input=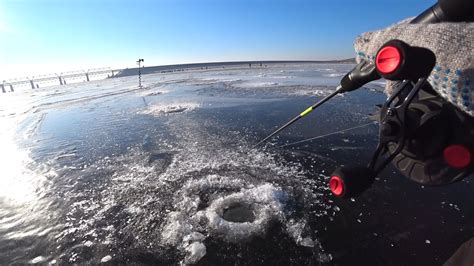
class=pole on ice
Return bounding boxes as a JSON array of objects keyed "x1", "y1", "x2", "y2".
[{"x1": 137, "y1": 58, "x2": 144, "y2": 88}]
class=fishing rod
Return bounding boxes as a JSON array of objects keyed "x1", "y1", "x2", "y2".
[
  {"x1": 252, "y1": 87, "x2": 341, "y2": 148},
  {"x1": 253, "y1": 60, "x2": 380, "y2": 148}
]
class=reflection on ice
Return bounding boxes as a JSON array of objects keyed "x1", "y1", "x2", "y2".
[
  {"x1": 0, "y1": 107, "x2": 44, "y2": 204},
  {"x1": 0, "y1": 136, "x2": 36, "y2": 203}
]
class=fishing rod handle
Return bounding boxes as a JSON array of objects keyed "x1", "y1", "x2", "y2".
[
  {"x1": 339, "y1": 61, "x2": 380, "y2": 93},
  {"x1": 411, "y1": 0, "x2": 474, "y2": 23},
  {"x1": 330, "y1": 167, "x2": 376, "y2": 198},
  {"x1": 375, "y1": 40, "x2": 436, "y2": 81}
]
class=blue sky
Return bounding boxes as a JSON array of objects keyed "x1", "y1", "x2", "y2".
[{"x1": 0, "y1": 0, "x2": 434, "y2": 79}]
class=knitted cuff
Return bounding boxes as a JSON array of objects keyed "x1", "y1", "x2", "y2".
[{"x1": 354, "y1": 20, "x2": 474, "y2": 117}]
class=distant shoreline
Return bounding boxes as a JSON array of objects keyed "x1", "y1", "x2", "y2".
[
  {"x1": 113, "y1": 59, "x2": 356, "y2": 78},
  {"x1": 1, "y1": 59, "x2": 355, "y2": 90}
]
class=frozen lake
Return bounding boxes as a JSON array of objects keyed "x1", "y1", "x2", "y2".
[{"x1": 0, "y1": 63, "x2": 471, "y2": 265}]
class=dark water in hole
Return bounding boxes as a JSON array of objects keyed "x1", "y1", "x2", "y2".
[
  {"x1": 0, "y1": 64, "x2": 472, "y2": 265},
  {"x1": 222, "y1": 204, "x2": 256, "y2": 223}
]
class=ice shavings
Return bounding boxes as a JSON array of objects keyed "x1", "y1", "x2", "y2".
[
  {"x1": 205, "y1": 183, "x2": 287, "y2": 242},
  {"x1": 160, "y1": 176, "x2": 289, "y2": 264},
  {"x1": 140, "y1": 102, "x2": 200, "y2": 116}
]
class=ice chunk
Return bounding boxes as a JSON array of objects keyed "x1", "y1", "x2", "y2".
[
  {"x1": 286, "y1": 219, "x2": 314, "y2": 247},
  {"x1": 29, "y1": 256, "x2": 46, "y2": 264},
  {"x1": 300, "y1": 237, "x2": 315, "y2": 247},
  {"x1": 183, "y1": 232, "x2": 206, "y2": 243},
  {"x1": 100, "y1": 255, "x2": 112, "y2": 263},
  {"x1": 184, "y1": 242, "x2": 206, "y2": 264}
]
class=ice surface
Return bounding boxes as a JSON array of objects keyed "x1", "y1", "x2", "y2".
[
  {"x1": 3, "y1": 62, "x2": 464, "y2": 265},
  {"x1": 0, "y1": 63, "x2": 362, "y2": 264}
]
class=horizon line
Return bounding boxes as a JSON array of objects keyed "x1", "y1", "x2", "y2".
[{"x1": 2, "y1": 58, "x2": 356, "y2": 82}]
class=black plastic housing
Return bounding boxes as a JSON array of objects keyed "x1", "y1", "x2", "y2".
[{"x1": 438, "y1": 0, "x2": 474, "y2": 22}]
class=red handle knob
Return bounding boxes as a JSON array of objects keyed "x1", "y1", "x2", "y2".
[{"x1": 330, "y1": 167, "x2": 376, "y2": 198}]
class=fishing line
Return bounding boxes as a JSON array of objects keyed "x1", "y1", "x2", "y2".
[
  {"x1": 251, "y1": 86, "x2": 343, "y2": 149},
  {"x1": 277, "y1": 121, "x2": 376, "y2": 148}
]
